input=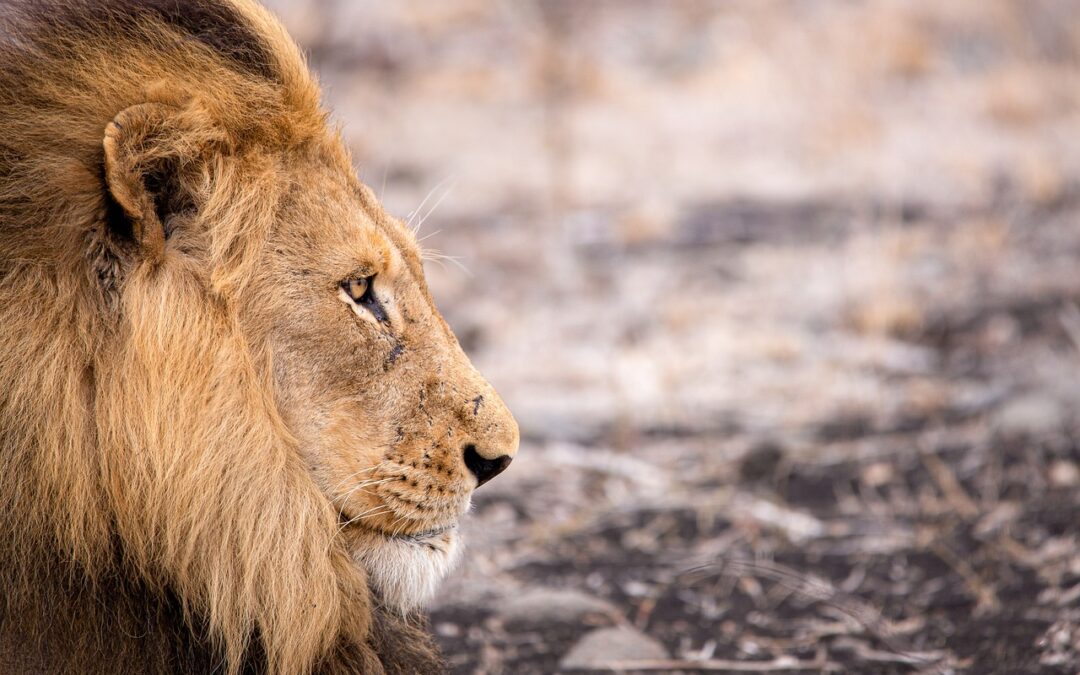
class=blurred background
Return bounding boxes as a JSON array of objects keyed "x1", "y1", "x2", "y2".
[{"x1": 266, "y1": 1, "x2": 1080, "y2": 672}]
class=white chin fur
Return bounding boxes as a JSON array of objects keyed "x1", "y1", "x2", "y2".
[{"x1": 353, "y1": 529, "x2": 463, "y2": 612}]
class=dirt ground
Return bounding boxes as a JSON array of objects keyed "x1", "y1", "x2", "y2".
[{"x1": 266, "y1": 1, "x2": 1080, "y2": 672}]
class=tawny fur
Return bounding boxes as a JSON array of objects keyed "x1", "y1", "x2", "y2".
[{"x1": 0, "y1": 1, "x2": 519, "y2": 673}]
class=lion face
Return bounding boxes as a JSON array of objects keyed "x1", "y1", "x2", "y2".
[{"x1": 249, "y1": 160, "x2": 518, "y2": 609}]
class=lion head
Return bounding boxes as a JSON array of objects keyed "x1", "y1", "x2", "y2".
[
  {"x1": 0, "y1": 0, "x2": 517, "y2": 672},
  {"x1": 253, "y1": 117, "x2": 520, "y2": 612}
]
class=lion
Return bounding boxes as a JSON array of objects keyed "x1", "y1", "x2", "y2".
[{"x1": 0, "y1": 1, "x2": 519, "y2": 673}]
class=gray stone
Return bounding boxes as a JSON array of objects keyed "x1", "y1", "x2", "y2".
[
  {"x1": 560, "y1": 626, "x2": 669, "y2": 670},
  {"x1": 995, "y1": 394, "x2": 1066, "y2": 436},
  {"x1": 497, "y1": 587, "x2": 616, "y2": 626}
]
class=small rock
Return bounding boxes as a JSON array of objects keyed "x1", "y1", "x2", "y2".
[
  {"x1": 496, "y1": 588, "x2": 616, "y2": 626},
  {"x1": 861, "y1": 461, "x2": 895, "y2": 488},
  {"x1": 1049, "y1": 461, "x2": 1080, "y2": 487},
  {"x1": 739, "y1": 440, "x2": 785, "y2": 483},
  {"x1": 621, "y1": 580, "x2": 652, "y2": 598},
  {"x1": 995, "y1": 394, "x2": 1065, "y2": 436},
  {"x1": 560, "y1": 626, "x2": 669, "y2": 669}
]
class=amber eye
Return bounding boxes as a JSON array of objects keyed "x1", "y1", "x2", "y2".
[
  {"x1": 344, "y1": 276, "x2": 371, "y2": 302},
  {"x1": 340, "y1": 275, "x2": 389, "y2": 324}
]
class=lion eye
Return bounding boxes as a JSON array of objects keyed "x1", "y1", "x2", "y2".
[
  {"x1": 340, "y1": 275, "x2": 389, "y2": 324},
  {"x1": 344, "y1": 277, "x2": 370, "y2": 302}
]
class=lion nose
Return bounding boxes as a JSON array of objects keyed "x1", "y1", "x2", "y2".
[{"x1": 463, "y1": 443, "x2": 512, "y2": 487}]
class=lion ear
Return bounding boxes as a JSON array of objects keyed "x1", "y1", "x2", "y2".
[{"x1": 102, "y1": 102, "x2": 196, "y2": 260}]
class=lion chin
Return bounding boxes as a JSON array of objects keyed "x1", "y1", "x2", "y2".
[{"x1": 356, "y1": 527, "x2": 464, "y2": 612}]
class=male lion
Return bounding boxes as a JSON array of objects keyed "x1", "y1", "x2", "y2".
[{"x1": 0, "y1": 0, "x2": 519, "y2": 672}]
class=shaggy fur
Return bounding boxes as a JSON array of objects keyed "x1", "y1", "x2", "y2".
[{"x1": 0, "y1": 1, "x2": 519, "y2": 673}]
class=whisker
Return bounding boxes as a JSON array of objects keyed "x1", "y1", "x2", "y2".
[
  {"x1": 329, "y1": 464, "x2": 383, "y2": 493},
  {"x1": 337, "y1": 505, "x2": 393, "y2": 532},
  {"x1": 335, "y1": 475, "x2": 398, "y2": 523},
  {"x1": 414, "y1": 181, "x2": 455, "y2": 233},
  {"x1": 422, "y1": 249, "x2": 472, "y2": 276},
  {"x1": 406, "y1": 175, "x2": 455, "y2": 233},
  {"x1": 389, "y1": 513, "x2": 412, "y2": 538},
  {"x1": 416, "y1": 229, "x2": 442, "y2": 244},
  {"x1": 339, "y1": 477, "x2": 397, "y2": 503}
]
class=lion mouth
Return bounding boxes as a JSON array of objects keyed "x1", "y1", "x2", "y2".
[
  {"x1": 336, "y1": 508, "x2": 457, "y2": 543},
  {"x1": 392, "y1": 524, "x2": 455, "y2": 543}
]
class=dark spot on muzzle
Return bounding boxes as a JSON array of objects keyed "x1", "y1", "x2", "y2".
[{"x1": 384, "y1": 342, "x2": 405, "y2": 369}]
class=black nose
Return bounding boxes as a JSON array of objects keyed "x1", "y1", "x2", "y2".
[{"x1": 463, "y1": 444, "x2": 512, "y2": 487}]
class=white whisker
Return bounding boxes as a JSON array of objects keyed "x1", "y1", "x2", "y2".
[
  {"x1": 406, "y1": 174, "x2": 455, "y2": 233},
  {"x1": 388, "y1": 513, "x2": 411, "y2": 538},
  {"x1": 339, "y1": 477, "x2": 397, "y2": 503},
  {"x1": 379, "y1": 163, "x2": 389, "y2": 200},
  {"x1": 337, "y1": 505, "x2": 393, "y2": 532},
  {"x1": 416, "y1": 229, "x2": 442, "y2": 244},
  {"x1": 329, "y1": 464, "x2": 383, "y2": 494},
  {"x1": 422, "y1": 249, "x2": 471, "y2": 276},
  {"x1": 414, "y1": 181, "x2": 455, "y2": 233},
  {"x1": 335, "y1": 473, "x2": 398, "y2": 523}
]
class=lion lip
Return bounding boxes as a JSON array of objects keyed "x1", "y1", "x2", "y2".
[
  {"x1": 391, "y1": 523, "x2": 456, "y2": 543},
  {"x1": 335, "y1": 507, "x2": 459, "y2": 542}
]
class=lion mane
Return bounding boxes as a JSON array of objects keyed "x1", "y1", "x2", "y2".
[{"x1": 0, "y1": 1, "x2": 449, "y2": 672}]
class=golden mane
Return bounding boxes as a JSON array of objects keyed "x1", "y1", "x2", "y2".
[{"x1": 0, "y1": 1, "x2": 443, "y2": 672}]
